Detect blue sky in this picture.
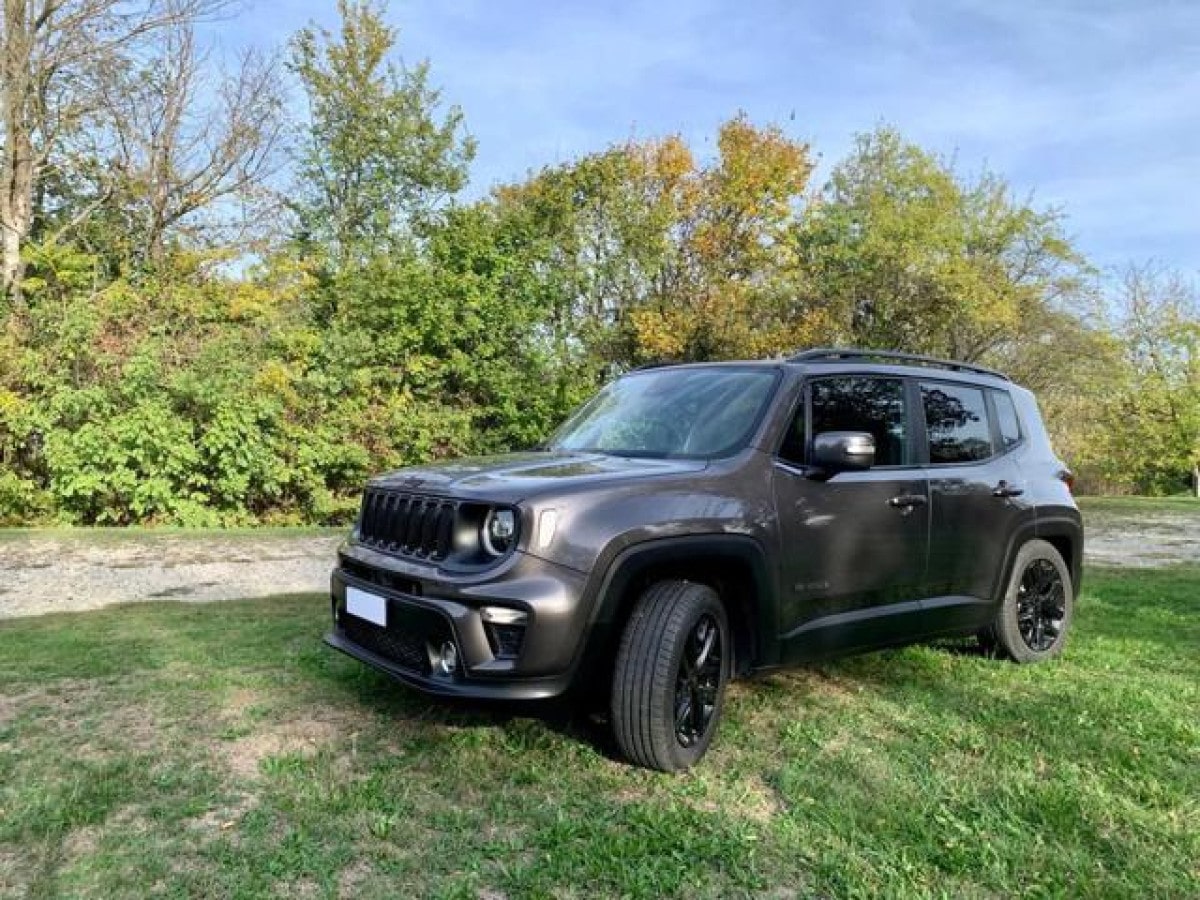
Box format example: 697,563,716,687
234,0,1200,275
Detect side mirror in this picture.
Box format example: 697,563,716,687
811,431,875,473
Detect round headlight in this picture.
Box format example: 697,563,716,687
482,508,516,556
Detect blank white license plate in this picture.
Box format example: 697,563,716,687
346,586,387,627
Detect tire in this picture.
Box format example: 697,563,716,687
989,539,1074,663
610,580,731,772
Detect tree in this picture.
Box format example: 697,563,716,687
0,0,227,301
1100,265,1200,495
96,23,284,265
797,127,1089,364
490,116,823,368
288,0,475,269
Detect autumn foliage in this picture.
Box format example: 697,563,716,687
0,1,1195,525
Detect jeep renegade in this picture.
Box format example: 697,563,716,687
326,348,1083,771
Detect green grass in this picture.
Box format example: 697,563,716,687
1077,495,1199,517
2,569,1198,899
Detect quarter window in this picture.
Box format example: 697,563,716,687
921,382,993,464
992,390,1022,449
810,377,908,466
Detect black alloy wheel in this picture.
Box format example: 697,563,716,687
674,614,722,748
1016,558,1067,652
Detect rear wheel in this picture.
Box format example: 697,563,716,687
988,539,1074,663
610,581,730,772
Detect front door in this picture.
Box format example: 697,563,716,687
773,375,930,661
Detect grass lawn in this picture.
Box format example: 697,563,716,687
1077,495,1199,518
1,568,1197,899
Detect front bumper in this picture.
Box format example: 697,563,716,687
326,544,590,701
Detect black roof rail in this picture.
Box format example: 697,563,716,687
632,358,681,371
787,347,1009,381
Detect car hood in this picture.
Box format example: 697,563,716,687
369,451,709,503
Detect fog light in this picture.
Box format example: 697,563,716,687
436,640,458,675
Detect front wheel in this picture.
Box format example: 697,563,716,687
987,539,1074,663
610,581,730,772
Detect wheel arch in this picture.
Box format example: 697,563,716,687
1034,514,1084,597
992,515,1083,607
580,534,777,682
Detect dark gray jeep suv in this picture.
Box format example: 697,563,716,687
326,349,1083,771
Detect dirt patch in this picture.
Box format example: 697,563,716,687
223,712,354,780
223,687,265,719
274,877,320,899
190,792,258,840
337,859,374,898
62,827,100,859
729,774,785,824
0,692,21,729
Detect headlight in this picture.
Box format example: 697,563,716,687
481,508,517,557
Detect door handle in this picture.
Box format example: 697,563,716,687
888,494,928,509
992,481,1024,498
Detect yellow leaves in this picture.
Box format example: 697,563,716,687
716,115,814,209
0,388,26,420
633,134,696,188
627,306,688,360
227,282,280,322
627,287,841,364
254,360,298,404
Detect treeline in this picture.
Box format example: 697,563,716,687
0,0,1196,526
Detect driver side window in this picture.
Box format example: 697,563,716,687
809,377,909,466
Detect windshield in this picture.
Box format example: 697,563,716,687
549,366,780,459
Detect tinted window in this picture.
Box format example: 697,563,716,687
992,390,1022,449
551,367,779,458
811,377,908,466
922,382,993,463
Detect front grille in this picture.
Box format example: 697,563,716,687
341,615,430,674
340,558,422,596
358,489,457,560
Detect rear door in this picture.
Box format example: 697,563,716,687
919,379,1034,631
773,375,930,660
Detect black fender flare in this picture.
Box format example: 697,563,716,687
1034,514,1085,596
992,515,1084,606
572,534,779,681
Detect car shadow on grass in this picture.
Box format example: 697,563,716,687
303,643,627,762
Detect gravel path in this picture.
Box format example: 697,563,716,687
1084,512,1200,567
0,531,343,620
1,505,1196,620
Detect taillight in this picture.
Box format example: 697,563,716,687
1057,468,1075,493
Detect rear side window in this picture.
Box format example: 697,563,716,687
811,377,908,466
921,382,993,464
992,390,1022,449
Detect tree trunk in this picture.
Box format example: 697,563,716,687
1,0,34,303
0,131,32,302
1193,462,1199,499
0,220,21,300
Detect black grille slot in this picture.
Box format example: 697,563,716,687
359,489,458,560
341,615,429,674
340,559,422,596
